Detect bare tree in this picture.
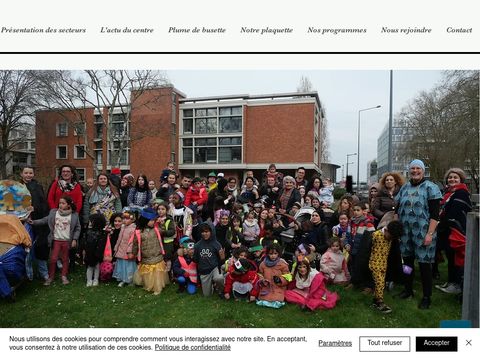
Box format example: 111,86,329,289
37,70,170,175
0,70,41,178
398,70,479,191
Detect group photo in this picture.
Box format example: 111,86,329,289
0,69,478,328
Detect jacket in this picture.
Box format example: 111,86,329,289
185,185,208,206
114,223,136,259
173,255,197,283
32,209,81,247
47,180,83,213
258,258,291,302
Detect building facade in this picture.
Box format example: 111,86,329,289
35,87,328,185
7,123,36,176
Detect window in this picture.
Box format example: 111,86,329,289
56,145,67,159
195,118,217,134
29,141,35,150
95,123,103,138
112,122,125,138
73,123,86,136
74,145,86,159
95,150,102,164
76,168,86,182
195,147,216,163
56,123,68,137
219,116,242,133
183,119,193,134
218,147,241,163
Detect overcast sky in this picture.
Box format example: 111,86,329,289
167,70,444,181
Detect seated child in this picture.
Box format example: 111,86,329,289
318,178,334,207
224,258,259,301
285,258,339,311
172,238,197,294
369,220,403,314
243,211,260,245
256,243,291,309
320,238,350,285
248,242,264,270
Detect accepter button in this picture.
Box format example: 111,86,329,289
359,337,410,352
416,337,458,352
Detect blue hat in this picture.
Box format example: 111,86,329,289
179,235,191,247
409,159,425,171
140,207,158,220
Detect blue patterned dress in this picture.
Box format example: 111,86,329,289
395,180,442,263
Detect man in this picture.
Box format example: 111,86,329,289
295,167,308,188
178,174,193,197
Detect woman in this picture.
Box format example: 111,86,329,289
305,175,322,199
395,159,442,309
238,176,260,204
372,172,405,226
156,171,179,202
435,168,472,295
368,183,379,214
276,176,301,214
120,173,135,208
128,174,152,209
329,194,354,228
20,166,50,281
303,210,330,257
259,175,280,207
47,164,83,213
83,173,122,224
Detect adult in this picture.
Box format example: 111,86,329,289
204,177,229,222
302,210,330,257
83,173,122,224
109,167,122,189
127,174,152,209
238,176,260,204
262,163,284,187
276,176,301,214
178,174,193,197
435,168,472,295
294,167,308,188
329,195,354,228
305,175,322,199
47,165,83,213
395,159,442,309
159,161,176,186
367,183,379,213
148,180,158,199
372,172,405,227
259,176,280,207
156,171,179,202
206,172,218,193
225,177,239,203
120,173,135,208
20,166,50,281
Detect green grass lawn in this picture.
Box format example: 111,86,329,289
1,264,461,328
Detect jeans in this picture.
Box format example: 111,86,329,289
49,240,70,279
25,243,49,280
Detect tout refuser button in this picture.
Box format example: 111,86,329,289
359,337,410,352
416,337,458,352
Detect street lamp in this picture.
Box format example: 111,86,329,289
346,152,356,177
357,105,381,193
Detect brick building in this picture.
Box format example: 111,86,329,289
35,87,328,185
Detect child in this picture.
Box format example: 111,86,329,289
100,212,123,282
248,242,264,270
184,177,208,216
320,238,350,285
256,243,291,309
112,210,137,287
259,223,280,249
318,178,334,207
83,213,107,286
369,220,403,314
31,195,81,286
156,203,176,273
172,238,197,294
285,258,339,311
193,223,225,297
226,215,244,251
347,202,375,290
224,258,259,301
223,246,249,274
131,208,170,295
215,210,231,255
243,211,260,245
332,211,352,262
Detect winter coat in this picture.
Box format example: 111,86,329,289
83,186,122,224
224,266,259,297
32,209,81,247
82,228,107,267
47,179,83,213
258,258,290,302
371,187,400,220
114,223,136,259
303,222,330,255
24,179,50,259
184,185,208,206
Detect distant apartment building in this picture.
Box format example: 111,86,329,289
7,123,36,175
35,87,330,184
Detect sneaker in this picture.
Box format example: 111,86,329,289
439,283,461,294
92,280,99,287
435,282,449,290
397,290,414,299
118,282,125,287
86,280,93,287
418,296,431,309
376,302,392,314
43,278,52,286
61,276,70,285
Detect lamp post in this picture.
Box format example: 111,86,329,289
357,105,381,193
346,152,357,178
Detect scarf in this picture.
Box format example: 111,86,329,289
58,208,72,216
441,183,469,206
295,268,319,289
264,256,280,267
58,179,77,192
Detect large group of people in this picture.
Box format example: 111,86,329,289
12,159,472,313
